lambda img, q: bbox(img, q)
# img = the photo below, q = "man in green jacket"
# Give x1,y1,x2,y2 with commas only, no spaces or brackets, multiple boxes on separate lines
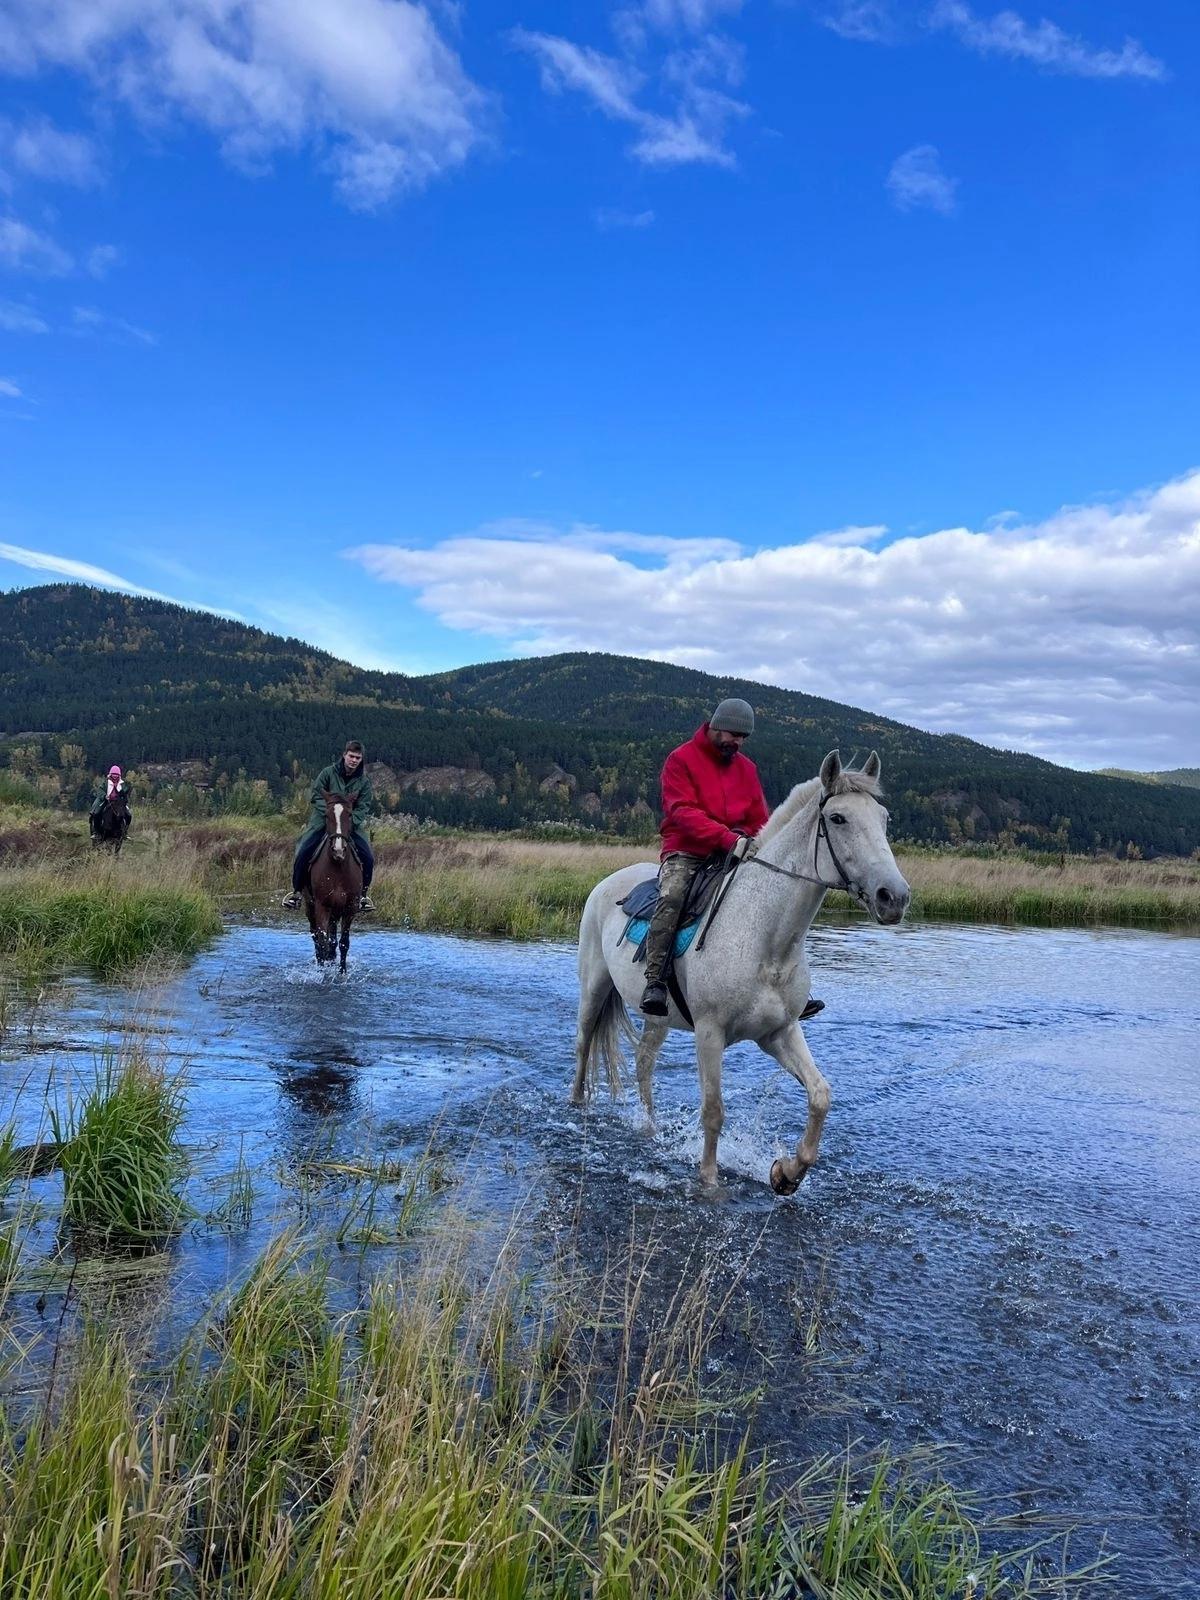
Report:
282,740,376,911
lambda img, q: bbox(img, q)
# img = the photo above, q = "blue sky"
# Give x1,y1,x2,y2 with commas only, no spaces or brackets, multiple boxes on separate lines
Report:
1,0,1197,769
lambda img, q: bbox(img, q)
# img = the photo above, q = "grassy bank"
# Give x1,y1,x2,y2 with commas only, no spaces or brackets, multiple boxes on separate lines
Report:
0,1090,1098,1600
2,808,1196,964
0,867,221,977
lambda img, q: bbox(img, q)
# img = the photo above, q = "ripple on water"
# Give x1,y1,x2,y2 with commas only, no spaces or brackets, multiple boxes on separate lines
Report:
2,919,1198,1596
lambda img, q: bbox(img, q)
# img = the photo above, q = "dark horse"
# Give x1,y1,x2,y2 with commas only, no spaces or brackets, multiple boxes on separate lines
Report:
304,788,363,972
92,789,131,856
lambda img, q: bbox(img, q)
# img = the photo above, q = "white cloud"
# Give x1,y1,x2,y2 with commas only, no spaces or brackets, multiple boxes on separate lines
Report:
808,523,889,548
0,296,47,331
822,2,896,42
640,0,744,29
0,115,101,184
927,2,1166,81
0,213,73,273
513,24,748,169
345,470,1200,769
886,144,957,214
0,540,179,602
0,0,490,208
595,206,656,229
0,376,21,397
72,304,157,344
86,243,120,277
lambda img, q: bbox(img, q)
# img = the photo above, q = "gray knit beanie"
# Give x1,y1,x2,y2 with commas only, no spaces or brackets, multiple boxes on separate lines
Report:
709,698,755,735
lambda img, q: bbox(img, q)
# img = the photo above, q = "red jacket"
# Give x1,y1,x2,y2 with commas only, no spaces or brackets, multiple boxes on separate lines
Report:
659,724,769,858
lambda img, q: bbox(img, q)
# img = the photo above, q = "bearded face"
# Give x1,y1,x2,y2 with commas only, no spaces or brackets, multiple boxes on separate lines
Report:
709,729,746,764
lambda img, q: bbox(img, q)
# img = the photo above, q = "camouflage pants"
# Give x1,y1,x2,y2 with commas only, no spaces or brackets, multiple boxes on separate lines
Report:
643,852,707,986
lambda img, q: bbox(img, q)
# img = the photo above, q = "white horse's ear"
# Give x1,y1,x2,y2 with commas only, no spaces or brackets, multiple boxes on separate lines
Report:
863,750,881,780
820,750,842,790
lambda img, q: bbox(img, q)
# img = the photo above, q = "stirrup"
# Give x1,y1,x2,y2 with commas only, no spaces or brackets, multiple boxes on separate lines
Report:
641,981,669,1017
282,890,302,909
357,893,375,913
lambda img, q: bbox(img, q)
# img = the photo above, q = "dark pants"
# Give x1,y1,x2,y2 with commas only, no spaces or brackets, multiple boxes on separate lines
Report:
643,851,706,987
293,828,374,892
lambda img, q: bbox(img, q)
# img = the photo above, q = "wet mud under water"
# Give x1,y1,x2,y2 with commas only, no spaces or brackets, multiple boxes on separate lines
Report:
2,917,1198,1595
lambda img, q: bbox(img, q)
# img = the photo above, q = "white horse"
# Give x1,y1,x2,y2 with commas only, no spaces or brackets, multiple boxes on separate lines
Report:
572,750,911,1193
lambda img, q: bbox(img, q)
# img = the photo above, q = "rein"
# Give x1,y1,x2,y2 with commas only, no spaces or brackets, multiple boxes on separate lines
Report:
750,792,886,902
696,790,883,950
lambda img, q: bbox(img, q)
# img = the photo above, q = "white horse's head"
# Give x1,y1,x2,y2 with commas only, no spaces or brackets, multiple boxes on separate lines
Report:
818,750,910,925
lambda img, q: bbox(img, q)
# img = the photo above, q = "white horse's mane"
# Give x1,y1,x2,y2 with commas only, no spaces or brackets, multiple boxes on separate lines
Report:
757,766,883,845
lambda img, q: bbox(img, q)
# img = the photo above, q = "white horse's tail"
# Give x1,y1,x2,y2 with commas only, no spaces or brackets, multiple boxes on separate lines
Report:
582,984,635,1099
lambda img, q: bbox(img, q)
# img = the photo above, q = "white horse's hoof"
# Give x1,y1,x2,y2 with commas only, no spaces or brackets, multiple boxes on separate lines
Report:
770,1159,800,1196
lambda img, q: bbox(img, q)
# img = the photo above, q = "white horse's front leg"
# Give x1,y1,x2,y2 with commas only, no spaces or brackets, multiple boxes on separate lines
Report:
694,1019,727,1186
635,1019,668,1129
759,1022,831,1195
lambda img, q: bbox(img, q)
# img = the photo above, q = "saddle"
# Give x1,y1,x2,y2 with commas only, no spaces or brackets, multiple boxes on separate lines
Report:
617,853,729,964
618,851,826,1029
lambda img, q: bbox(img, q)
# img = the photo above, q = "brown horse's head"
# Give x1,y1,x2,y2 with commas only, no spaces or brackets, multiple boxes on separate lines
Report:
320,787,359,864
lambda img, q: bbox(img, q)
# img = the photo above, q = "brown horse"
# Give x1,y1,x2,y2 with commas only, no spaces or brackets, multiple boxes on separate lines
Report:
304,788,363,972
92,788,131,856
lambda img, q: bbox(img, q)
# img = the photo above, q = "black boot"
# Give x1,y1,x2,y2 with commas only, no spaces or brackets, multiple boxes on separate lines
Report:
641,980,669,1016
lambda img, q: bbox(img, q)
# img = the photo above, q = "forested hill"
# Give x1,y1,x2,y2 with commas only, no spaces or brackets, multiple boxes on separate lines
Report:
3,584,1198,856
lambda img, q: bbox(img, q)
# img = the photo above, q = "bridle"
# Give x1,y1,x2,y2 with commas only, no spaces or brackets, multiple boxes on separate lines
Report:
746,790,888,906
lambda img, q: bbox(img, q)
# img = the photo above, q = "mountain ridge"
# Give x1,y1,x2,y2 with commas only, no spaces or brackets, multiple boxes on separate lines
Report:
3,583,1198,856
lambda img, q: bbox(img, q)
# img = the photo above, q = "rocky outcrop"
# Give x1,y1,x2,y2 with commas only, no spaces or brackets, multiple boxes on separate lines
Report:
138,759,212,788
399,766,497,799
539,763,577,795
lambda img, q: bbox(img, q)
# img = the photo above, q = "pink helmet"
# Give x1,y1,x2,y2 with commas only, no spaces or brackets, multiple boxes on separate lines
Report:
108,765,122,777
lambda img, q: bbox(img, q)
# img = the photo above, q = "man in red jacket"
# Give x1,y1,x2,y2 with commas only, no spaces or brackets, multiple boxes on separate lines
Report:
641,697,768,1016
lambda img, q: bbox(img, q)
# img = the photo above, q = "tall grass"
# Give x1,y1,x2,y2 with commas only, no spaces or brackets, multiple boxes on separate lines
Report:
0,871,221,976
50,1052,189,1242
3,807,1195,963
0,1220,1101,1599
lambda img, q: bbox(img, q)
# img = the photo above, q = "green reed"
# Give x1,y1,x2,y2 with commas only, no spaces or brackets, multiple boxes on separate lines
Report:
51,1053,189,1242
0,875,221,976
0,1211,1106,1600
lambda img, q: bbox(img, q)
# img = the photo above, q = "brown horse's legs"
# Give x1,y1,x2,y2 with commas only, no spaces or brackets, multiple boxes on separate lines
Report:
338,914,353,973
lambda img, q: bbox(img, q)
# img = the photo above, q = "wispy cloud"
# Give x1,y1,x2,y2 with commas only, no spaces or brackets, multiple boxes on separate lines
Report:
927,2,1167,81
640,0,744,28
0,0,491,209
0,213,73,274
0,377,22,397
345,470,1200,769
0,297,47,332
595,206,656,229
72,304,156,345
886,144,957,214
822,2,896,43
513,25,748,169
0,539,178,602
0,116,101,185
86,243,120,278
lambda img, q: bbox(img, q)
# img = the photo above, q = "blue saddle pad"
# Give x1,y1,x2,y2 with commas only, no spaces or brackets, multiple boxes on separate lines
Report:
623,917,700,960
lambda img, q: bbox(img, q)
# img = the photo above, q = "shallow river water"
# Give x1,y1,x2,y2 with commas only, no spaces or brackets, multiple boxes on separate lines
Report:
3,917,1198,1595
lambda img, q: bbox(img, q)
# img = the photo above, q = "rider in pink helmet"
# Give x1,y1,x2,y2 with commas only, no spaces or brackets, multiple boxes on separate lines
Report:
89,763,129,837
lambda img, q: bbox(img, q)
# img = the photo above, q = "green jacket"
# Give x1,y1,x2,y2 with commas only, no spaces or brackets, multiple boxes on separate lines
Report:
305,761,374,835
90,780,130,815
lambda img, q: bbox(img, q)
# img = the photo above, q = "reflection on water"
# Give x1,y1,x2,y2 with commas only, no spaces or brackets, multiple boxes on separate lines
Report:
2,917,1198,1596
